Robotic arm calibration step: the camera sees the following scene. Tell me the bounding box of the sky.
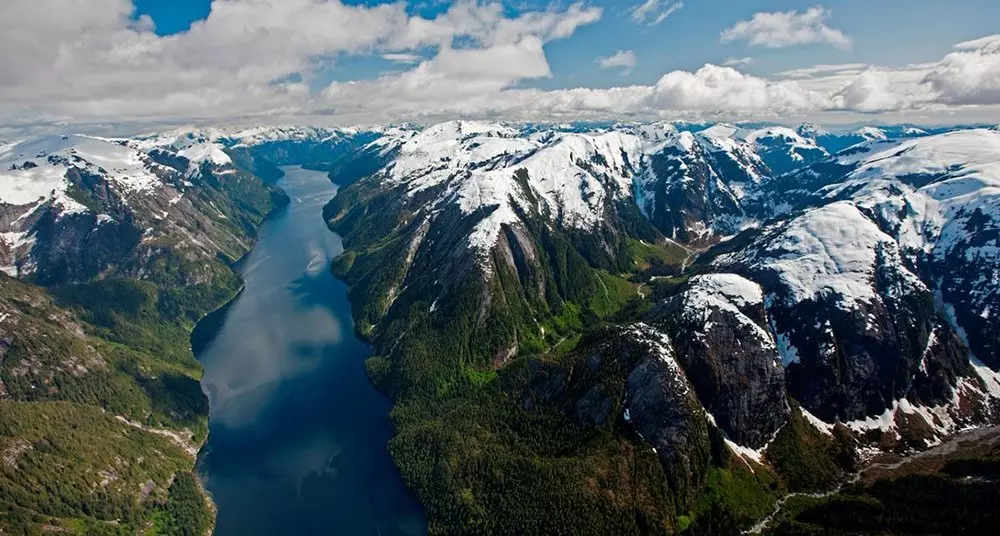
[2,0,1000,135]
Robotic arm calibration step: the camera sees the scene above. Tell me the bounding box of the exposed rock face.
[519,322,712,500]
[635,131,759,244]
[713,203,974,423]
[649,274,788,448]
[622,324,711,487]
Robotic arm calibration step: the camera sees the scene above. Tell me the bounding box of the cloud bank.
[1,1,999,132]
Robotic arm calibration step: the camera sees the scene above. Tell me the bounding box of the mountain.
[325,120,663,364]
[5,119,996,534]
[768,129,1000,374]
[1,134,285,285]
[810,125,935,154]
[323,120,1000,534]
[741,126,829,175]
[0,133,286,533]
[634,125,773,244]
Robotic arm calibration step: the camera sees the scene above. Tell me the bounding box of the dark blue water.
[195,167,425,536]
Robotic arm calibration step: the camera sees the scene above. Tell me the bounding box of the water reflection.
[196,167,425,536]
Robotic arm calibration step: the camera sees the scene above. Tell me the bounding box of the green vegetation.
[768,430,1000,535]
[770,473,1000,535]
[321,177,878,535]
[385,349,682,535]
[766,404,856,493]
[0,162,284,534]
[0,401,194,535]
[628,238,690,277]
[0,273,217,534]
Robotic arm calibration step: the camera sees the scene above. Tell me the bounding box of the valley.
[2,121,999,535]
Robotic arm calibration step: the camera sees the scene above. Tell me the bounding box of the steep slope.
[1,134,286,287]
[769,129,1000,373]
[633,127,769,244]
[0,275,212,534]
[324,121,1000,535]
[684,129,1000,448]
[712,203,983,436]
[743,126,829,175]
[648,274,788,448]
[0,133,286,534]
[326,120,661,382]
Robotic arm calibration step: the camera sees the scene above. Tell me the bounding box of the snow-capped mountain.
[379,120,644,256]
[324,120,1000,465]
[696,128,1000,441]
[139,125,395,184]
[0,134,282,285]
[634,128,767,244]
[6,118,996,534]
[810,124,935,154]
[813,129,1000,371]
[742,126,829,175]
[648,273,788,448]
[324,120,667,359]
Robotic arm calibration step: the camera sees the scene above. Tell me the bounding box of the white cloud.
[923,35,1000,105]
[630,0,684,26]
[0,0,601,127]
[777,63,870,79]
[382,53,424,64]
[323,37,554,115]
[650,64,822,112]
[722,57,754,67]
[721,6,852,50]
[596,50,638,75]
[1,1,1000,131]
[831,70,911,113]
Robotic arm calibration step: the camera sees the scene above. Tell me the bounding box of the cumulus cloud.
[721,6,852,50]
[0,0,601,126]
[630,0,684,26]
[596,50,638,75]
[923,35,1000,105]
[650,65,821,112]
[830,71,910,112]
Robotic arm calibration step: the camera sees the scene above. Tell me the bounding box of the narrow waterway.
[194,166,425,535]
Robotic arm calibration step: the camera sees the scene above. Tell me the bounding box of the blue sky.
[2,0,999,131]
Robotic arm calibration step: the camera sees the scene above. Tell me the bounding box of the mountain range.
[2,120,999,534]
